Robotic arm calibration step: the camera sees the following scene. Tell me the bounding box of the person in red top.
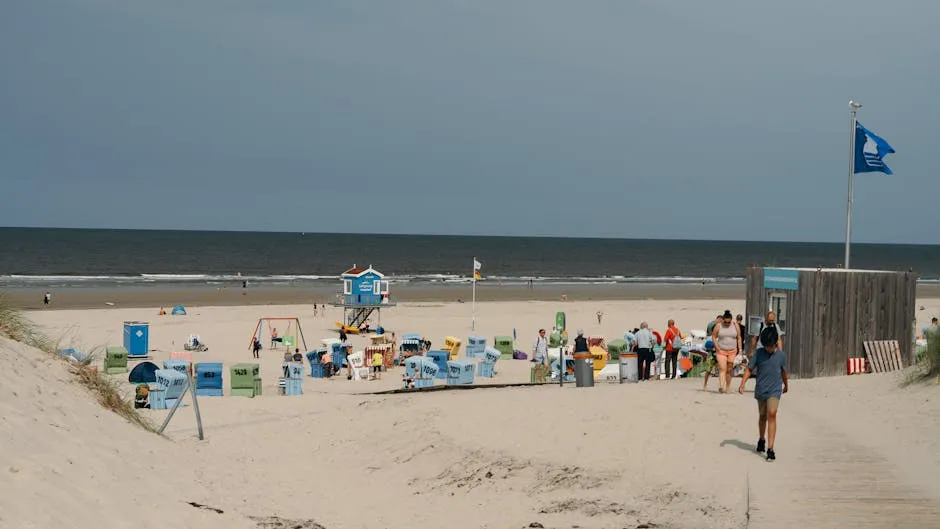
[663,319,683,380]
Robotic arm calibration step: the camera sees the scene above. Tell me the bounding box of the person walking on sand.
[749,311,784,356]
[663,319,683,380]
[532,329,549,365]
[635,322,656,381]
[712,310,741,393]
[42,291,52,307]
[596,311,604,325]
[250,337,262,359]
[739,326,788,461]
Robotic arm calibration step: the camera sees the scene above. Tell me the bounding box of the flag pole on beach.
[844,100,896,269]
[845,101,861,269]
[472,258,482,331]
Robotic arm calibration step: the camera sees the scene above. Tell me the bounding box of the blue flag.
[854,121,895,175]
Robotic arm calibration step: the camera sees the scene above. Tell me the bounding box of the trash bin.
[573,353,594,388]
[620,353,638,383]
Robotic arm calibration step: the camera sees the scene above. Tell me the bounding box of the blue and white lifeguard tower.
[333,264,394,328]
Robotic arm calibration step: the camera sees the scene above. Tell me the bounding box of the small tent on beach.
[171,305,187,316]
[128,361,160,384]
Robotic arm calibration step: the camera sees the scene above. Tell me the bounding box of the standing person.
[739,326,789,461]
[711,310,741,393]
[635,323,656,381]
[736,314,747,348]
[313,304,319,318]
[573,330,588,354]
[339,327,348,346]
[532,329,549,365]
[706,313,722,338]
[42,291,52,307]
[749,311,784,356]
[250,337,262,359]
[663,319,683,380]
[596,311,604,325]
[371,349,384,380]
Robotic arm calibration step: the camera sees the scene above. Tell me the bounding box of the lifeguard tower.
[333,264,395,329]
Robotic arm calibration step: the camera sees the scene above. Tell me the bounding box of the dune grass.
[0,295,153,430]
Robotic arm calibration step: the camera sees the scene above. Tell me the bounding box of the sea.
[0,227,938,289]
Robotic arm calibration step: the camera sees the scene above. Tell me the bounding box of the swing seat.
[282,336,295,349]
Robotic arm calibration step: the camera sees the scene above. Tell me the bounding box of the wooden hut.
[745,267,917,378]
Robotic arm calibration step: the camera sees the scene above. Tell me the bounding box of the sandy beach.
[2,297,940,528]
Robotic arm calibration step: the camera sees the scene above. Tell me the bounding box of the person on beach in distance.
[573,329,588,354]
[663,319,682,380]
[712,310,741,393]
[739,326,788,462]
[42,291,51,307]
[749,311,784,357]
[371,349,383,380]
[532,329,549,365]
[339,327,348,345]
[596,311,604,325]
[250,336,262,359]
[635,323,656,381]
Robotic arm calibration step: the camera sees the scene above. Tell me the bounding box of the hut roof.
[341,264,384,278]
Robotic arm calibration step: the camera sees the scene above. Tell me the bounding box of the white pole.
[471,257,476,331]
[845,101,861,269]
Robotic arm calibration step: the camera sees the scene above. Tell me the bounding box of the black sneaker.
[756,439,765,453]
[766,449,776,461]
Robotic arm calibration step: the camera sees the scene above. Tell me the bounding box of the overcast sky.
[2,1,938,243]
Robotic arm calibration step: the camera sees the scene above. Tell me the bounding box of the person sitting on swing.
[271,327,282,348]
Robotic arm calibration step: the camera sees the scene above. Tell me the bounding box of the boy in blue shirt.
[739,327,789,461]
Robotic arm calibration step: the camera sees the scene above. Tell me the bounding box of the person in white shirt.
[635,322,656,381]
[532,329,548,365]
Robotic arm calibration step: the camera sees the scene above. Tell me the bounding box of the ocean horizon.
[1,227,938,289]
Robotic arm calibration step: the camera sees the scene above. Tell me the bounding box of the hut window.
[343,280,352,295]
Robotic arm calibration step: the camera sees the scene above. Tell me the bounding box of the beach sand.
[3,298,940,528]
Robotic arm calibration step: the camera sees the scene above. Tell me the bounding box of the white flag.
[473,259,482,271]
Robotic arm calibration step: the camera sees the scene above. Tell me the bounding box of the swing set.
[248,317,308,352]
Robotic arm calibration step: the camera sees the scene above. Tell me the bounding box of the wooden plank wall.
[744,268,917,378]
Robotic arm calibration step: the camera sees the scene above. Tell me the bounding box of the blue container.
[154,369,188,400]
[163,359,190,376]
[476,362,494,378]
[466,336,486,358]
[309,363,325,378]
[404,356,422,378]
[482,347,501,365]
[195,362,223,390]
[285,378,303,396]
[427,351,449,379]
[417,357,439,380]
[281,362,305,380]
[447,361,475,385]
[195,388,223,397]
[123,321,150,357]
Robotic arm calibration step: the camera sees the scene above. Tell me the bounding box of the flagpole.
[471,257,476,331]
[845,100,861,269]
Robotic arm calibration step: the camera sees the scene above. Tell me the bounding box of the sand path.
[745,375,940,529]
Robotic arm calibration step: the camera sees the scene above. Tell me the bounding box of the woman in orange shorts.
[711,310,741,393]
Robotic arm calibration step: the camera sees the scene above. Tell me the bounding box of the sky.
[1,0,938,243]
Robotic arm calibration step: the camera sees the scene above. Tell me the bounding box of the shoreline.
[6,282,940,310]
